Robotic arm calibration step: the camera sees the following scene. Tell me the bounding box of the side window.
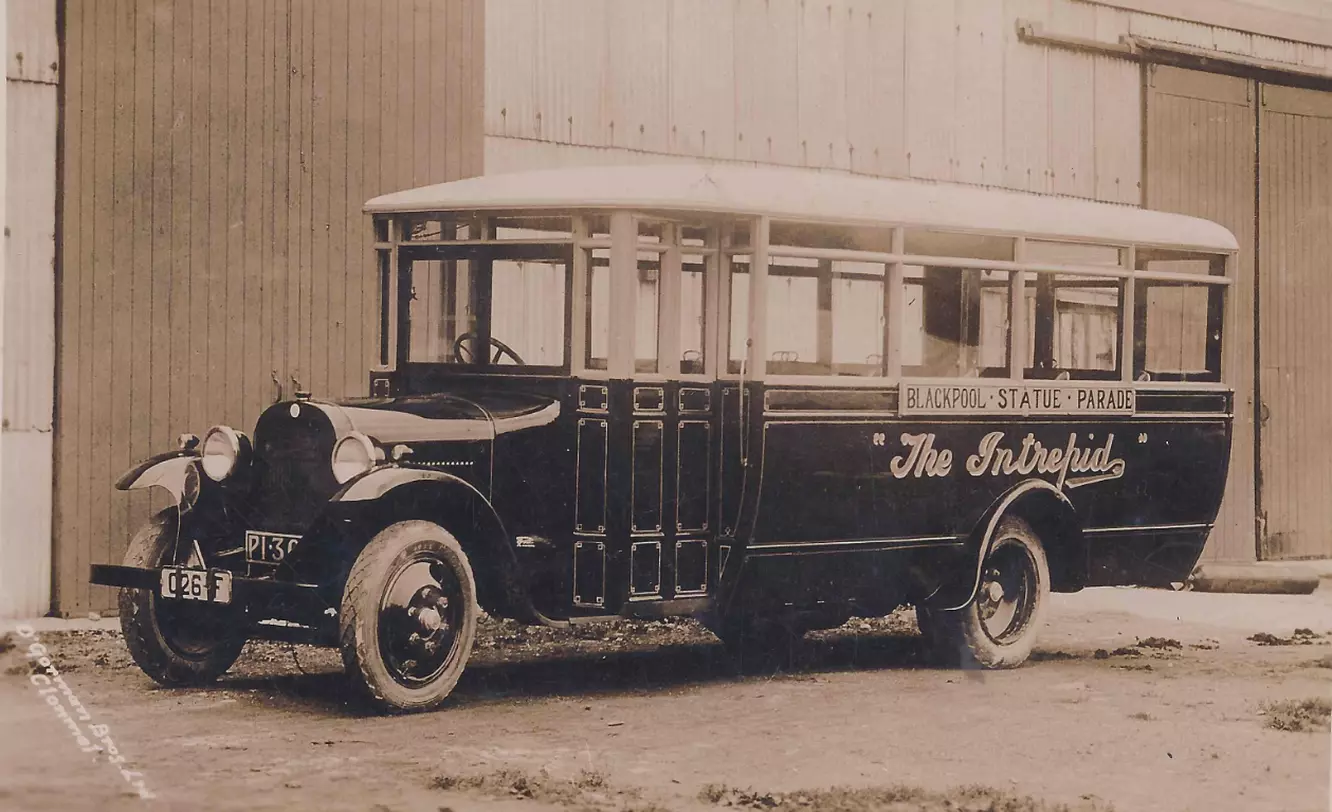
[903,266,1010,378]
[1026,274,1123,380]
[679,250,708,375]
[1133,282,1223,382]
[585,249,611,370]
[727,258,750,375]
[489,258,568,365]
[762,259,886,377]
[1133,249,1225,383]
[634,251,661,374]
[407,258,473,363]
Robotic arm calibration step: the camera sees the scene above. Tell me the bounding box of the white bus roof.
[365,164,1239,253]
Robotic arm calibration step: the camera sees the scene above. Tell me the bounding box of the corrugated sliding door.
[1145,65,1258,562]
[1257,84,1332,560]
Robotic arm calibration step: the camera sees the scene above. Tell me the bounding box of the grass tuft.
[1262,698,1332,732]
[696,782,1113,811]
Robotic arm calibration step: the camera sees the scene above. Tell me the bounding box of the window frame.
[372,211,1234,391]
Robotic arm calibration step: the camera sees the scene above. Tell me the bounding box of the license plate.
[160,567,233,604]
[245,530,301,564]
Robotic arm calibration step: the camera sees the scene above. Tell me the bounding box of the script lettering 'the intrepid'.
[885,430,1126,490]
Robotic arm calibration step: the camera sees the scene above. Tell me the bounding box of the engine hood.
[304,390,560,445]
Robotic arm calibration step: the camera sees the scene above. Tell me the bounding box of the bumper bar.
[90,564,324,605]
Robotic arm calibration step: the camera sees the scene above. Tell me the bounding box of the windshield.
[403,249,571,369]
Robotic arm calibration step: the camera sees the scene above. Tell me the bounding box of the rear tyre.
[119,511,247,686]
[925,516,1050,669]
[339,520,478,713]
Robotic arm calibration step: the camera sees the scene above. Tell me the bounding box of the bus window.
[728,257,750,375]
[635,252,662,374]
[585,249,611,370]
[1026,274,1122,380]
[1133,282,1223,382]
[407,254,568,367]
[679,249,708,375]
[903,266,1010,378]
[765,259,821,374]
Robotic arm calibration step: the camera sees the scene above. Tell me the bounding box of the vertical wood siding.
[485,0,1143,205]
[1145,65,1258,562]
[56,0,485,615]
[1257,84,1332,560]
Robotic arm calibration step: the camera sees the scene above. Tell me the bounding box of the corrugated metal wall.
[1144,65,1258,563]
[2,0,59,618]
[484,0,1143,205]
[56,0,485,615]
[1257,83,1332,560]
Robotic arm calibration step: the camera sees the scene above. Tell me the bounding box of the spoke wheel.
[340,521,478,713]
[924,515,1050,670]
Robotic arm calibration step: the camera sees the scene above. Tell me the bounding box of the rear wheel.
[119,512,247,686]
[924,516,1049,669]
[339,521,478,713]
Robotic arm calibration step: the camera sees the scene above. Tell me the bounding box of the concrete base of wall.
[0,429,53,617]
[1190,561,1322,594]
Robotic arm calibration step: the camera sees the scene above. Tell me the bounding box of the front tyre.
[339,521,478,713]
[119,511,247,686]
[926,516,1050,669]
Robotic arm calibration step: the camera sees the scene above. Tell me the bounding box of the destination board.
[900,382,1135,416]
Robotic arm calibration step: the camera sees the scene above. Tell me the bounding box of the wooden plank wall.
[56,0,484,615]
[485,0,1143,205]
[2,0,59,618]
[1256,84,1332,560]
[1144,66,1257,562]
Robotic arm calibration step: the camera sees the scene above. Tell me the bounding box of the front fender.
[332,465,485,504]
[115,451,201,507]
[303,466,559,626]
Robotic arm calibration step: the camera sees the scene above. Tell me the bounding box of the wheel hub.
[379,558,464,688]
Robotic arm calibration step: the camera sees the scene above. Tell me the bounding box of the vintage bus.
[92,165,1236,712]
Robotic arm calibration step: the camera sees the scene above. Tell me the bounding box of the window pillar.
[608,211,636,377]
[747,216,770,379]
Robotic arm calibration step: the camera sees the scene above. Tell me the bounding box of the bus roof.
[365,164,1240,253]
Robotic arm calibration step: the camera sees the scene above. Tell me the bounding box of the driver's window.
[407,258,473,363]
[406,255,569,367]
[489,258,568,365]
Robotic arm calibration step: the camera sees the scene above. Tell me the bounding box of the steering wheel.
[452,332,526,365]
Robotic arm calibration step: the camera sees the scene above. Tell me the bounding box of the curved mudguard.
[115,451,200,503]
[327,466,559,626]
[932,478,1080,611]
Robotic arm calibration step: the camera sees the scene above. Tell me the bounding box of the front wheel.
[923,515,1050,669]
[119,511,248,686]
[339,521,479,713]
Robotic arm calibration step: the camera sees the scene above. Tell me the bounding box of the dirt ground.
[1,586,1329,812]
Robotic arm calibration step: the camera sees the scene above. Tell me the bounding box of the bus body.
[92,165,1236,711]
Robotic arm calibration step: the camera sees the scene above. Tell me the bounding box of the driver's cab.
[371,208,742,617]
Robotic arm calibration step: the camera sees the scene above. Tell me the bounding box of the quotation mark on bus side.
[872,432,887,447]
[1138,433,1148,443]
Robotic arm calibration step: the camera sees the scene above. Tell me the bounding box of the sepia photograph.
[1,0,1330,810]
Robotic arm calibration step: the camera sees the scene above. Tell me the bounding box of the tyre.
[339,520,479,713]
[118,511,248,686]
[924,515,1050,669]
